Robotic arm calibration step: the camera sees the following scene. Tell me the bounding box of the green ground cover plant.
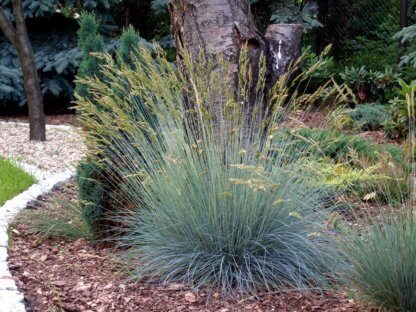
[274,128,410,203]
[346,103,389,131]
[326,103,390,131]
[0,157,36,206]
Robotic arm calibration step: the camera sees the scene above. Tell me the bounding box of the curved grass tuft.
[341,213,416,311]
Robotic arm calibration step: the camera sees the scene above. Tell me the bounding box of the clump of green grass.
[19,203,91,240]
[0,157,36,206]
[18,185,92,240]
[75,45,345,295]
[341,212,416,312]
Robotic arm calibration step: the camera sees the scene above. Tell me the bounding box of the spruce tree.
[117,26,140,68]
[75,13,105,99]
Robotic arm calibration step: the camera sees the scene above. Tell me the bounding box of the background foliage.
[1,0,415,115]
[0,0,168,112]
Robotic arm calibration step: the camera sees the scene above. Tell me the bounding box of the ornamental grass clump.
[341,213,416,312]
[75,45,345,295]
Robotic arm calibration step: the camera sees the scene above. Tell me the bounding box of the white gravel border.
[0,161,75,312]
[0,121,85,174]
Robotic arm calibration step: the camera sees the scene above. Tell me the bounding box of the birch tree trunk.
[168,0,303,139]
[0,0,46,141]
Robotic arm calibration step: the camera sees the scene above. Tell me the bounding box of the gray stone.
[0,277,18,291]
[0,248,9,278]
[0,290,25,312]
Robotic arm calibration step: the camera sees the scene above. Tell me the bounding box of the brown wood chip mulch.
[8,182,365,312]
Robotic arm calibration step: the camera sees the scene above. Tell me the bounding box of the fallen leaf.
[184,292,197,303]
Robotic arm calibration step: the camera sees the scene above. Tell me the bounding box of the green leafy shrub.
[384,79,416,139]
[76,46,341,294]
[341,213,416,311]
[270,2,322,33]
[395,23,416,68]
[339,66,400,103]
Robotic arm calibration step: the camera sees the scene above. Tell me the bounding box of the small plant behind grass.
[18,185,92,240]
[0,157,36,206]
[75,46,345,295]
[274,128,410,204]
[327,103,390,132]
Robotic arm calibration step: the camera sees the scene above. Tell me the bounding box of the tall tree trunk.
[316,0,330,53]
[400,0,409,29]
[0,0,46,141]
[169,0,302,137]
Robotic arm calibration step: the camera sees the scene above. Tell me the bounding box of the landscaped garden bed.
[1,2,415,311]
[5,43,414,311]
[8,181,362,312]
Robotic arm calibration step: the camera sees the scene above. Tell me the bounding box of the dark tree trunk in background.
[168,0,303,124]
[400,0,409,29]
[316,0,330,53]
[0,0,46,141]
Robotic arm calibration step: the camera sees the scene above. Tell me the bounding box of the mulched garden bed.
[8,182,366,312]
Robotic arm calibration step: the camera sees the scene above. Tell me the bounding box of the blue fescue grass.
[341,212,416,311]
[75,45,350,295]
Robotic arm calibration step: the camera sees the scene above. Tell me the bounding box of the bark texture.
[0,0,46,141]
[169,0,303,131]
[265,24,303,84]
